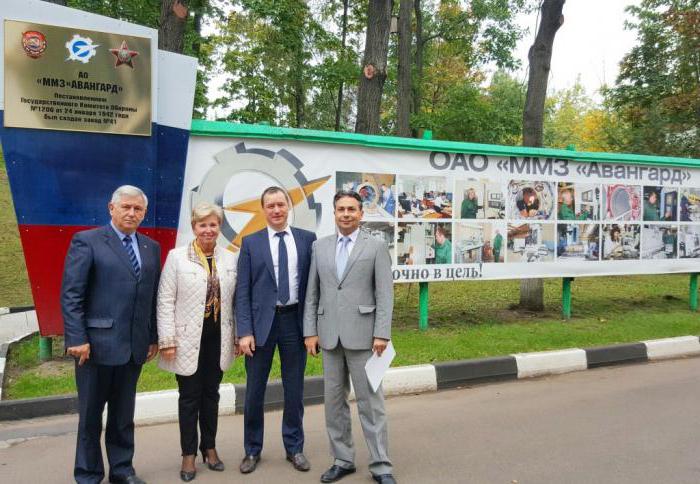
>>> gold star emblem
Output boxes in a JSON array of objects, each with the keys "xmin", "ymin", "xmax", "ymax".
[{"xmin": 224, "ymin": 176, "xmax": 331, "ymax": 250}]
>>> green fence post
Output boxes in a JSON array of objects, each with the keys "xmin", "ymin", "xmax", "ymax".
[
  {"xmin": 690, "ymin": 273, "xmax": 698, "ymax": 311},
  {"xmin": 39, "ymin": 336, "xmax": 53, "ymax": 361},
  {"xmin": 562, "ymin": 277, "xmax": 573, "ymax": 319},
  {"xmin": 417, "ymin": 128, "xmax": 433, "ymax": 331},
  {"xmin": 419, "ymin": 282, "xmax": 429, "ymax": 330}
]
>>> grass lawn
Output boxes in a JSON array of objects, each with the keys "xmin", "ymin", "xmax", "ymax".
[
  {"xmin": 0, "ymin": 154, "xmax": 33, "ymax": 308},
  {"xmin": 4, "ymin": 274, "xmax": 700, "ymax": 400}
]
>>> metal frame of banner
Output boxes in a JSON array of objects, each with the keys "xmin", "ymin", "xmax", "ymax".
[{"xmin": 189, "ymin": 120, "xmax": 700, "ymax": 328}]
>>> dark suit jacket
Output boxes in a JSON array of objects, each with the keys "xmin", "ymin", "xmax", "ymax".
[
  {"xmin": 61, "ymin": 224, "xmax": 161, "ymax": 366},
  {"xmin": 235, "ymin": 227, "xmax": 316, "ymax": 347}
]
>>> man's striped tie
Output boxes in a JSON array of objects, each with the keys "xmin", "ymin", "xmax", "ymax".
[{"xmin": 122, "ymin": 235, "xmax": 141, "ymax": 277}]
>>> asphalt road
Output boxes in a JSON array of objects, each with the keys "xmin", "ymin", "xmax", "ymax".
[{"xmin": 2, "ymin": 357, "xmax": 700, "ymax": 483}]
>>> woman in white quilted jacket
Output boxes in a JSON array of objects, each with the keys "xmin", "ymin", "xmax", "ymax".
[{"xmin": 157, "ymin": 202, "xmax": 239, "ymax": 482}]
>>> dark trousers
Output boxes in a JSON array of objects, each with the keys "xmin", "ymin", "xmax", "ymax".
[
  {"xmin": 244, "ymin": 310, "xmax": 307, "ymax": 456},
  {"xmin": 74, "ymin": 359, "xmax": 142, "ymax": 484},
  {"xmin": 176, "ymin": 322, "xmax": 223, "ymax": 456}
]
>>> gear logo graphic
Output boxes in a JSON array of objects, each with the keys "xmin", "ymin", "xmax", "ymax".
[
  {"xmin": 65, "ymin": 35, "xmax": 99, "ymax": 64},
  {"xmin": 190, "ymin": 143, "xmax": 331, "ymax": 252}
]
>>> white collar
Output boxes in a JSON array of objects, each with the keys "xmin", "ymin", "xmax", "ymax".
[
  {"xmin": 268, "ymin": 225, "xmax": 291, "ymax": 239},
  {"xmin": 337, "ymin": 228, "xmax": 360, "ymax": 244},
  {"xmin": 111, "ymin": 222, "xmax": 136, "ymax": 242}
]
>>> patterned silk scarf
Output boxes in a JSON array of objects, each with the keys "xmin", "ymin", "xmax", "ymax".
[{"xmin": 188, "ymin": 240, "xmax": 221, "ymax": 323}]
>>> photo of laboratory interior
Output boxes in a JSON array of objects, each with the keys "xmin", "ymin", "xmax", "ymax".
[
  {"xmin": 557, "ymin": 183, "xmax": 600, "ymax": 220},
  {"xmin": 506, "ymin": 223, "xmax": 555, "ymax": 262},
  {"xmin": 603, "ymin": 185, "xmax": 641, "ymax": 221},
  {"xmin": 680, "ymin": 188, "xmax": 700, "ymax": 222},
  {"xmin": 679, "ymin": 225, "xmax": 700, "ymax": 258},
  {"xmin": 336, "ymin": 171, "xmax": 396, "ymax": 220},
  {"xmin": 643, "ymin": 186, "xmax": 677, "ymax": 221},
  {"xmin": 453, "ymin": 222, "xmax": 506, "ymax": 263},
  {"xmin": 397, "ymin": 176, "xmax": 453, "ymax": 219},
  {"xmin": 641, "ymin": 224, "xmax": 678, "ymax": 259},
  {"xmin": 453, "ymin": 179, "xmax": 505, "ymax": 219},
  {"xmin": 359, "ymin": 221, "xmax": 396, "ymax": 262},
  {"xmin": 397, "ymin": 222, "xmax": 452, "ymax": 265},
  {"xmin": 556, "ymin": 223, "xmax": 600, "ymax": 260},
  {"xmin": 601, "ymin": 224, "xmax": 641, "ymax": 260},
  {"xmin": 507, "ymin": 180, "xmax": 556, "ymax": 220}
]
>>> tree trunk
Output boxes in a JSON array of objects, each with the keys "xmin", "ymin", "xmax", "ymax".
[
  {"xmin": 192, "ymin": 8, "xmax": 202, "ymax": 56},
  {"xmin": 293, "ymin": 52, "xmax": 305, "ymax": 128},
  {"xmin": 159, "ymin": 0, "xmax": 189, "ymax": 53},
  {"xmin": 335, "ymin": 0, "xmax": 349, "ymax": 132},
  {"xmin": 412, "ymin": 0, "xmax": 424, "ymax": 121},
  {"xmin": 396, "ymin": 0, "xmax": 413, "ymax": 137},
  {"xmin": 522, "ymin": 0, "xmax": 565, "ymax": 147},
  {"xmin": 520, "ymin": 0, "xmax": 565, "ymax": 311},
  {"xmin": 355, "ymin": 0, "xmax": 393, "ymax": 134}
]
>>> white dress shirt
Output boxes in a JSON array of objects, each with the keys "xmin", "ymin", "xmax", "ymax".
[
  {"xmin": 268, "ymin": 225, "xmax": 299, "ymax": 305},
  {"xmin": 336, "ymin": 228, "xmax": 360, "ymax": 260},
  {"xmin": 110, "ymin": 221, "xmax": 142, "ymax": 268}
]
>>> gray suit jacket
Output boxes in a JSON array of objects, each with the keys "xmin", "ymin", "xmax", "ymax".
[{"xmin": 304, "ymin": 231, "xmax": 393, "ymax": 350}]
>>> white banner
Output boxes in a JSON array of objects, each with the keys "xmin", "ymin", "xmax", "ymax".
[{"xmin": 179, "ymin": 136, "xmax": 700, "ymax": 282}]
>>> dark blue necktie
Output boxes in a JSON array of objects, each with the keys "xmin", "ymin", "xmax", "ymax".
[
  {"xmin": 276, "ymin": 232, "xmax": 290, "ymax": 305},
  {"xmin": 122, "ymin": 235, "xmax": 141, "ymax": 277}
]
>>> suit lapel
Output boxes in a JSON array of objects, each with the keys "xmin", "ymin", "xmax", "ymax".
[
  {"xmin": 103, "ymin": 226, "xmax": 138, "ymax": 279},
  {"xmin": 339, "ymin": 231, "xmax": 368, "ymax": 284},
  {"xmin": 327, "ymin": 235, "xmax": 340, "ymax": 284},
  {"xmin": 135, "ymin": 233, "xmax": 153, "ymax": 275},
  {"xmin": 259, "ymin": 229, "xmax": 276, "ymax": 282},
  {"xmin": 290, "ymin": 227, "xmax": 305, "ymax": 281}
]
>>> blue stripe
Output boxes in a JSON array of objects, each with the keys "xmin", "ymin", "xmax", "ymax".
[{"xmin": 0, "ymin": 110, "xmax": 189, "ymax": 229}]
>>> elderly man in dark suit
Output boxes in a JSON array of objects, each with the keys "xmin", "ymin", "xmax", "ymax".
[
  {"xmin": 235, "ymin": 186, "xmax": 316, "ymax": 474},
  {"xmin": 61, "ymin": 185, "xmax": 161, "ymax": 484}
]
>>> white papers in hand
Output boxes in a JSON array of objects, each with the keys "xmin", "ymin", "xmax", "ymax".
[{"xmin": 364, "ymin": 341, "xmax": 396, "ymax": 393}]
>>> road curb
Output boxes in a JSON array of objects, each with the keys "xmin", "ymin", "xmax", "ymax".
[
  {"xmin": 2, "ymin": 335, "xmax": 700, "ymax": 422},
  {"xmin": 434, "ymin": 356, "xmax": 517, "ymax": 389},
  {"xmin": 585, "ymin": 343, "xmax": 648, "ymax": 368},
  {"xmin": 513, "ymin": 348, "xmax": 588, "ymax": 378},
  {"xmin": 643, "ymin": 335, "xmax": 700, "ymax": 360}
]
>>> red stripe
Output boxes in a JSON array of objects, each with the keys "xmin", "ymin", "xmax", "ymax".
[{"xmin": 18, "ymin": 225, "xmax": 177, "ymax": 336}]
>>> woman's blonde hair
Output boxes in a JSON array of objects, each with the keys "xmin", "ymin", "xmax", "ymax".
[{"xmin": 191, "ymin": 202, "xmax": 224, "ymax": 226}]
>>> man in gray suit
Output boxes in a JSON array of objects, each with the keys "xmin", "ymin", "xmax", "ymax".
[{"xmin": 304, "ymin": 190, "xmax": 396, "ymax": 484}]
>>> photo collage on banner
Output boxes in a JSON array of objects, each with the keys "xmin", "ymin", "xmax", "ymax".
[{"xmin": 336, "ymin": 168, "xmax": 700, "ymax": 268}]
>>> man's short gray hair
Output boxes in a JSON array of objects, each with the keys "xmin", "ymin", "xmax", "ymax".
[{"xmin": 111, "ymin": 185, "xmax": 148, "ymax": 207}]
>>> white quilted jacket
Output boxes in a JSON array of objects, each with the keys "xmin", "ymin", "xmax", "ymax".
[{"xmin": 156, "ymin": 245, "xmax": 238, "ymax": 376}]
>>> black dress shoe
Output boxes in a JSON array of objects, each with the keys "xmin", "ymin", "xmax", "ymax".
[
  {"xmin": 320, "ymin": 465, "xmax": 356, "ymax": 483},
  {"xmin": 202, "ymin": 450, "xmax": 225, "ymax": 471},
  {"xmin": 239, "ymin": 454, "xmax": 260, "ymax": 474},
  {"xmin": 286, "ymin": 452, "xmax": 310, "ymax": 471},
  {"xmin": 109, "ymin": 476, "xmax": 147, "ymax": 484},
  {"xmin": 372, "ymin": 474, "xmax": 397, "ymax": 484},
  {"xmin": 179, "ymin": 470, "xmax": 196, "ymax": 482}
]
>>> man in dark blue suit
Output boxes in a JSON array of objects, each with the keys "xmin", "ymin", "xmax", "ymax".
[
  {"xmin": 61, "ymin": 185, "xmax": 161, "ymax": 484},
  {"xmin": 235, "ymin": 186, "xmax": 317, "ymax": 474}
]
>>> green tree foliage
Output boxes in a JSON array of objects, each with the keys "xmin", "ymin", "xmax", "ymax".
[
  {"xmin": 407, "ymin": 0, "xmax": 529, "ymax": 139},
  {"xmin": 214, "ymin": 1, "xmax": 363, "ymax": 129},
  {"xmin": 66, "ymin": 0, "xmax": 219, "ymax": 118},
  {"xmin": 607, "ymin": 0, "xmax": 700, "ymax": 157},
  {"xmin": 543, "ymin": 80, "xmax": 625, "ymax": 153}
]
